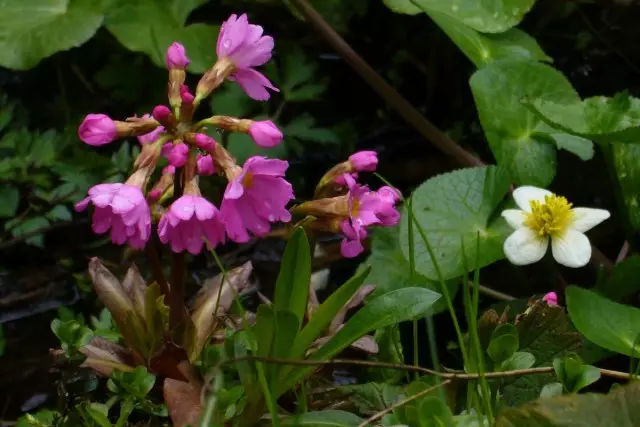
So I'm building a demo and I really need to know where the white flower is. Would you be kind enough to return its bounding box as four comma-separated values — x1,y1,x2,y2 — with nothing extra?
501,186,610,268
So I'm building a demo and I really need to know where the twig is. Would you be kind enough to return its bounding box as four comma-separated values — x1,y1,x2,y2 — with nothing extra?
616,241,630,264
217,355,636,381
169,167,187,327
476,282,516,301
145,234,170,296
358,380,451,427
288,0,614,272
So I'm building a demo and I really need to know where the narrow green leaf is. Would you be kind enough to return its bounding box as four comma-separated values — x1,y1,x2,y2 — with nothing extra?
274,227,311,329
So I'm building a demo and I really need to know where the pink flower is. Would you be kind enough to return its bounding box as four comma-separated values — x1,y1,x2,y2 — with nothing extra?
336,173,358,185
249,120,283,148
194,134,216,151
543,292,559,307
75,183,151,249
158,195,225,254
161,143,173,158
341,220,367,258
197,154,215,176
375,186,401,226
166,42,190,69
78,114,117,146
217,14,279,100
349,151,378,172
167,142,189,167
138,126,165,144
221,157,294,242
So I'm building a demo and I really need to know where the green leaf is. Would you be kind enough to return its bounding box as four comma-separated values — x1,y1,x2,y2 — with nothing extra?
339,383,405,415
16,409,59,427
399,165,511,280
10,216,50,248
552,355,600,394
0,0,103,70
541,132,594,161
78,402,113,427
596,255,640,301
428,11,551,68
488,324,519,365
210,84,254,118
566,286,640,357
360,226,456,314
274,227,311,328
368,326,406,382
497,382,640,427
501,301,583,406
470,60,582,186
278,287,440,396
501,352,535,371
414,0,535,33
286,266,372,362
255,305,299,384
227,132,288,165
282,410,365,426
107,366,156,399
51,319,93,355
285,115,340,144
0,185,19,217
46,205,72,221
383,0,423,15
419,397,454,427
105,0,218,73
539,382,563,399
612,143,640,231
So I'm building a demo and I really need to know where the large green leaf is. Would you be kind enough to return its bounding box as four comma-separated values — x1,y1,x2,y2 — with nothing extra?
274,227,311,329
382,0,423,15
399,166,511,280
359,226,456,314
470,60,584,186
105,0,218,73
525,93,640,144
0,185,19,218
282,410,364,426
612,143,640,231
278,287,440,396
566,286,640,357
427,10,550,68
595,255,640,301
0,0,103,70
497,382,640,426
414,0,535,33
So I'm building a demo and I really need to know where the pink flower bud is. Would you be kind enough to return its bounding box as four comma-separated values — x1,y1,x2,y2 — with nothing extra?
165,42,190,69
180,85,194,104
148,189,162,201
78,114,117,146
349,151,378,172
194,134,216,151
335,173,358,185
197,155,215,176
168,142,189,168
248,120,283,148
161,142,173,158
163,165,176,175
542,292,559,307
152,105,172,123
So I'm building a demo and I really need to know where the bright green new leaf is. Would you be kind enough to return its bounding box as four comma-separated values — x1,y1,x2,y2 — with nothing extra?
359,226,456,314
414,0,535,33
0,185,19,217
497,382,640,426
0,0,103,70
399,166,511,280
612,143,640,231
427,10,551,68
525,93,640,144
105,0,219,73
488,324,519,365
278,287,440,395
282,410,365,426
107,366,156,399
552,355,600,394
274,227,311,328
471,61,583,186
383,0,423,15
566,286,640,357
501,351,536,371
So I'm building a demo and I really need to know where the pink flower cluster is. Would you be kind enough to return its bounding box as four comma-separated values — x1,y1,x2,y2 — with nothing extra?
74,14,293,254
341,173,400,257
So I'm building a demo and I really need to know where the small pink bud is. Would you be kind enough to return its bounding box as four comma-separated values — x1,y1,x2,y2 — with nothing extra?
248,120,283,148
168,142,189,168
197,155,215,176
163,165,176,175
180,85,194,104
335,173,358,185
152,105,172,123
542,292,559,306
194,134,216,151
161,142,174,158
78,114,117,146
165,42,190,69
148,189,162,201
349,151,378,172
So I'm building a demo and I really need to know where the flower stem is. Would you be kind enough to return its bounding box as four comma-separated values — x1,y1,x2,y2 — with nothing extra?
169,166,187,328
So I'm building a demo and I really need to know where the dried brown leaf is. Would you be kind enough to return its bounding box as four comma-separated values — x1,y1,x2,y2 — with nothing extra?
163,378,202,427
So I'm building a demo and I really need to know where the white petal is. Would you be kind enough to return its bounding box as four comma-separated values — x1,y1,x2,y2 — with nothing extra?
570,207,610,233
501,209,527,229
503,227,549,266
551,229,591,268
513,186,553,212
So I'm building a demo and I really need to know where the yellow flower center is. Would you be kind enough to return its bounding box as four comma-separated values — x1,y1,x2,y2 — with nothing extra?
523,195,574,238
242,172,254,189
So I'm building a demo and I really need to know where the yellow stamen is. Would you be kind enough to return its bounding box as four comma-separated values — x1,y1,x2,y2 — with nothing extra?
242,172,254,189
523,195,574,238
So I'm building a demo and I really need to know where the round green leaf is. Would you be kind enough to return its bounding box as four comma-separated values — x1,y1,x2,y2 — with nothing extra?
470,61,582,186
566,286,640,357
399,166,511,280
414,0,535,33
105,0,219,73
612,143,640,231
0,0,103,70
